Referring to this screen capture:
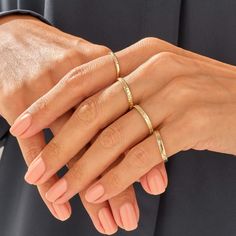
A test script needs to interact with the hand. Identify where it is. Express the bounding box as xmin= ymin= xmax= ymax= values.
xmin=0 ymin=13 xmax=111 ymax=222
xmin=0 ymin=16 xmax=166 ymax=234
xmin=11 ymin=37 xmax=236 ymax=206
